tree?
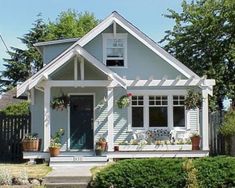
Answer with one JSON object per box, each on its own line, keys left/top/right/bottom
{"left": 1, "top": 15, "right": 47, "bottom": 92}
{"left": 0, "top": 10, "right": 99, "bottom": 92}
{"left": 161, "top": 0, "right": 235, "bottom": 110}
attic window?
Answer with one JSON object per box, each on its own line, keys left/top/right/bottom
{"left": 103, "top": 33, "right": 127, "bottom": 67}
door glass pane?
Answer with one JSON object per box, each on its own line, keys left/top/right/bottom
{"left": 132, "top": 107, "right": 144, "bottom": 127}
{"left": 173, "top": 106, "right": 185, "bottom": 127}
{"left": 149, "top": 107, "right": 168, "bottom": 127}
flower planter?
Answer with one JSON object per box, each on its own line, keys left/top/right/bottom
{"left": 118, "top": 144, "right": 192, "bottom": 151}
{"left": 191, "top": 136, "right": 201, "bottom": 150}
{"left": 49, "top": 147, "right": 60, "bottom": 157}
{"left": 95, "top": 149, "right": 103, "bottom": 156}
{"left": 22, "top": 139, "right": 39, "bottom": 152}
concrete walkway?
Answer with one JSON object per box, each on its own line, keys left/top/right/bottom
{"left": 44, "top": 166, "right": 93, "bottom": 188}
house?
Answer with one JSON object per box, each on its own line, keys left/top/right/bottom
{"left": 0, "top": 88, "right": 27, "bottom": 110}
{"left": 17, "top": 11, "right": 215, "bottom": 163}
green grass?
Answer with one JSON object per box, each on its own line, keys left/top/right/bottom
{"left": 0, "top": 163, "right": 52, "bottom": 179}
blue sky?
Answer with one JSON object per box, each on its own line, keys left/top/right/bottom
{"left": 0, "top": 0, "right": 185, "bottom": 70}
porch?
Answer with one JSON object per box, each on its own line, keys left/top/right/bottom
{"left": 23, "top": 150, "right": 209, "bottom": 168}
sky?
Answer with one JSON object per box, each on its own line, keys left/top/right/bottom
{"left": 0, "top": 0, "right": 185, "bottom": 71}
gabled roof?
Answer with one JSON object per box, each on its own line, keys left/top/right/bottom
{"left": 17, "top": 11, "right": 200, "bottom": 97}
{"left": 17, "top": 44, "right": 126, "bottom": 96}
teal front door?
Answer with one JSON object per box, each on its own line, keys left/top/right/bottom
{"left": 70, "top": 95, "right": 94, "bottom": 150}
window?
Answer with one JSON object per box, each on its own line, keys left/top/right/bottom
{"left": 173, "top": 96, "right": 185, "bottom": 127}
{"left": 131, "top": 96, "right": 144, "bottom": 128}
{"left": 103, "top": 34, "right": 127, "bottom": 67}
{"left": 149, "top": 96, "right": 168, "bottom": 127}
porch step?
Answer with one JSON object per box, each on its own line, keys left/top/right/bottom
{"left": 45, "top": 182, "right": 88, "bottom": 188}
{"left": 44, "top": 166, "right": 92, "bottom": 188}
{"left": 49, "top": 156, "right": 108, "bottom": 168}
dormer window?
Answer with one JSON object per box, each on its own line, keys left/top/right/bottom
{"left": 103, "top": 33, "right": 127, "bottom": 67}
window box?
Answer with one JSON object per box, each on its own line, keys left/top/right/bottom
{"left": 118, "top": 144, "right": 192, "bottom": 151}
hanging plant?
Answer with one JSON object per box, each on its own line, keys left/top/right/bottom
{"left": 116, "top": 93, "right": 132, "bottom": 109}
{"left": 184, "top": 89, "right": 202, "bottom": 110}
{"left": 50, "top": 94, "right": 70, "bottom": 111}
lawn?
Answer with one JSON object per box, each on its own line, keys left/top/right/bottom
{"left": 0, "top": 163, "right": 52, "bottom": 179}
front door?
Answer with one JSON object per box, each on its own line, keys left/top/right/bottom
{"left": 70, "top": 95, "right": 94, "bottom": 150}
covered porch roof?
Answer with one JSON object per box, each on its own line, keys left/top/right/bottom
{"left": 17, "top": 44, "right": 126, "bottom": 97}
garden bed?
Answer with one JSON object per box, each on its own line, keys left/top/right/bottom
{"left": 118, "top": 144, "right": 192, "bottom": 151}
{"left": 0, "top": 163, "right": 51, "bottom": 186}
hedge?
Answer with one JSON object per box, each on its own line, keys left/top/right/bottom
{"left": 91, "top": 157, "right": 235, "bottom": 188}
{"left": 92, "top": 158, "right": 187, "bottom": 188}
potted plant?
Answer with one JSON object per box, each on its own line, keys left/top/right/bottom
{"left": 49, "top": 128, "right": 64, "bottom": 157}
{"left": 95, "top": 145, "right": 104, "bottom": 156}
{"left": 97, "top": 137, "right": 107, "bottom": 151}
{"left": 50, "top": 94, "right": 70, "bottom": 111}
{"left": 190, "top": 132, "right": 201, "bottom": 150}
{"left": 184, "top": 89, "right": 202, "bottom": 110}
{"left": 22, "top": 133, "right": 40, "bottom": 152}
{"left": 116, "top": 93, "right": 132, "bottom": 109}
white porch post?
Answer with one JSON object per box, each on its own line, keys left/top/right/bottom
{"left": 43, "top": 84, "right": 51, "bottom": 151}
{"left": 107, "top": 87, "right": 114, "bottom": 152}
{"left": 202, "top": 89, "right": 209, "bottom": 151}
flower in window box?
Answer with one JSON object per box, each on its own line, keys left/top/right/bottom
{"left": 116, "top": 93, "right": 132, "bottom": 109}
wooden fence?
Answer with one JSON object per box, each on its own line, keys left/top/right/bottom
{"left": 0, "top": 114, "right": 31, "bottom": 162}
{"left": 209, "top": 111, "right": 225, "bottom": 155}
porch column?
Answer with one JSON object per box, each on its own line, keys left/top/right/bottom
{"left": 43, "top": 84, "right": 51, "bottom": 151}
{"left": 202, "top": 89, "right": 209, "bottom": 151}
{"left": 107, "top": 87, "right": 114, "bottom": 152}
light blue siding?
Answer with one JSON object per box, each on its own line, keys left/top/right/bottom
{"left": 43, "top": 42, "right": 75, "bottom": 64}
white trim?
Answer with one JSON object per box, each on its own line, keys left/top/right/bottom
{"left": 34, "top": 38, "right": 79, "bottom": 47}
{"left": 67, "top": 93, "right": 95, "bottom": 151}
{"left": 113, "top": 22, "right": 116, "bottom": 37}
{"left": 126, "top": 79, "right": 215, "bottom": 87}
{"left": 202, "top": 90, "right": 209, "bottom": 150}
{"left": 80, "top": 57, "right": 85, "bottom": 80}
{"left": 107, "top": 87, "right": 114, "bottom": 151}
{"left": 128, "top": 90, "right": 188, "bottom": 131}
{"left": 102, "top": 33, "right": 128, "bottom": 68}
{"left": 74, "top": 56, "right": 78, "bottom": 80}
{"left": 16, "top": 45, "right": 126, "bottom": 96}
{"left": 76, "top": 11, "right": 199, "bottom": 78}
{"left": 47, "top": 80, "right": 116, "bottom": 87}
{"left": 43, "top": 84, "right": 51, "bottom": 152}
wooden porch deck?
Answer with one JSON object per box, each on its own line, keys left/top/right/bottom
{"left": 23, "top": 150, "right": 209, "bottom": 165}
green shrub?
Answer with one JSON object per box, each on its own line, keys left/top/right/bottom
{"left": 193, "top": 157, "right": 235, "bottom": 188}
{"left": 219, "top": 110, "right": 235, "bottom": 137}
{"left": 92, "top": 158, "right": 187, "bottom": 188}
{"left": 0, "top": 101, "right": 30, "bottom": 115}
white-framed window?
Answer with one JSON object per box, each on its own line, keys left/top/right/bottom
{"left": 131, "top": 96, "right": 144, "bottom": 128}
{"left": 149, "top": 96, "right": 168, "bottom": 127}
{"left": 173, "top": 95, "right": 185, "bottom": 127}
{"left": 102, "top": 33, "right": 127, "bottom": 67}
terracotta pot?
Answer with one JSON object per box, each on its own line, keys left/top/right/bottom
{"left": 191, "top": 136, "right": 201, "bottom": 150}
{"left": 22, "top": 139, "right": 39, "bottom": 152}
{"left": 49, "top": 147, "right": 60, "bottom": 157}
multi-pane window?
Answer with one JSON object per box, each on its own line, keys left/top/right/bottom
{"left": 149, "top": 96, "right": 168, "bottom": 127}
{"left": 173, "top": 95, "right": 185, "bottom": 127}
{"left": 131, "top": 96, "right": 144, "bottom": 128}
{"left": 103, "top": 34, "right": 127, "bottom": 67}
